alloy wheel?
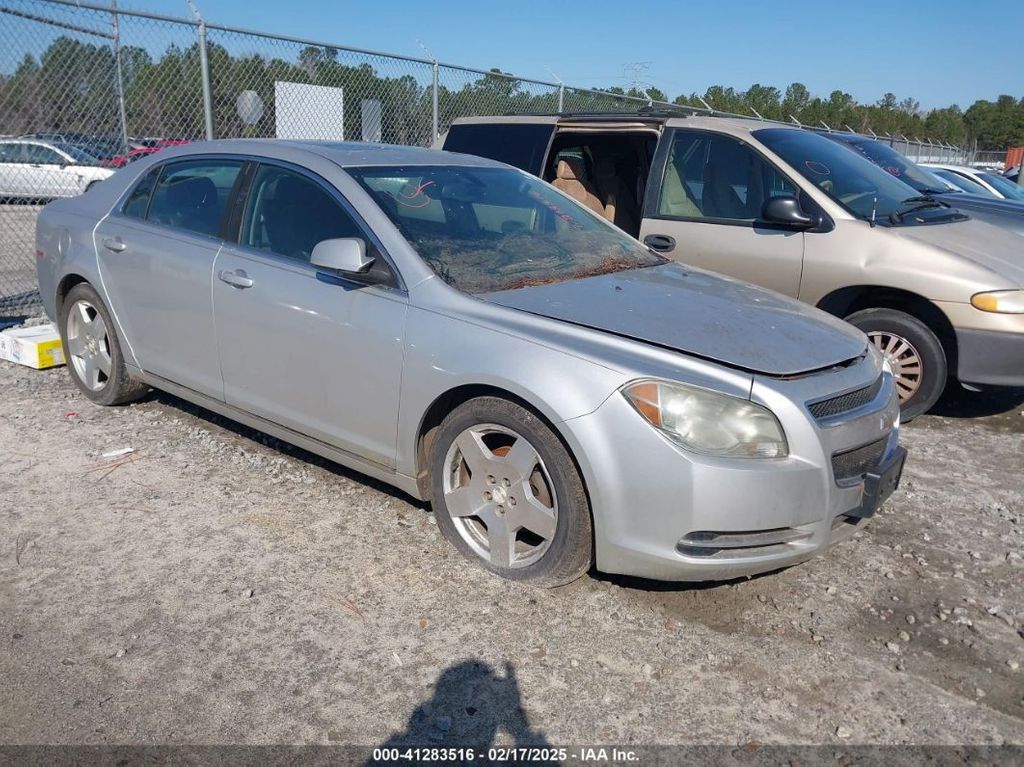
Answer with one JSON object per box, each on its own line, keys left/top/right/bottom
{"left": 868, "top": 330, "right": 922, "bottom": 403}
{"left": 442, "top": 424, "right": 558, "bottom": 569}
{"left": 66, "top": 299, "right": 112, "bottom": 392}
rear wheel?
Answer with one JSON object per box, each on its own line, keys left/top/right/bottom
{"left": 429, "top": 397, "right": 592, "bottom": 587}
{"left": 845, "top": 307, "right": 946, "bottom": 420}
{"left": 60, "top": 282, "right": 148, "bottom": 406}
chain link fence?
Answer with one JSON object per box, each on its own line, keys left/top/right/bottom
{"left": 0, "top": 0, "right": 981, "bottom": 317}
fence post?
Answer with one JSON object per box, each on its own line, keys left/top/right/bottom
{"left": 197, "top": 20, "right": 214, "bottom": 140}
{"left": 431, "top": 60, "right": 439, "bottom": 141}
{"left": 110, "top": 0, "right": 130, "bottom": 154}
{"left": 558, "top": 84, "right": 564, "bottom": 113}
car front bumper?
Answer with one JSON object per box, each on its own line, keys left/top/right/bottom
{"left": 956, "top": 327, "right": 1024, "bottom": 388}
{"left": 561, "top": 359, "right": 903, "bottom": 582}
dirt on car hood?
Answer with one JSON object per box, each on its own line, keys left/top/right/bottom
{"left": 482, "top": 263, "right": 868, "bottom": 376}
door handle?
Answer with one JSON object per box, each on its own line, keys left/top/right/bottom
{"left": 102, "top": 237, "right": 127, "bottom": 253}
{"left": 643, "top": 233, "right": 676, "bottom": 253}
{"left": 218, "top": 269, "right": 254, "bottom": 289}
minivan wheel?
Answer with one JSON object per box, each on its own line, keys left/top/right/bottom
{"left": 845, "top": 308, "right": 947, "bottom": 421}
{"left": 60, "top": 283, "right": 148, "bottom": 406}
{"left": 429, "top": 397, "right": 592, "bottom": 587}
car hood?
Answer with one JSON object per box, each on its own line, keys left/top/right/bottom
{"left": 940, "top": 193, "right": 1024, "bottom": 218}
{"left": 481, "top": 263, "right": 867, "bottom": 376}
{"left": 894, "top": 217, "right": 1024, "bottom": 285}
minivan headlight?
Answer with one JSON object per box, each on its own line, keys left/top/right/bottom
{"left": 971, "top": 290, "right": 1024, "bottom": 314}
{"left": 622, "top": 380, "right": 788, "bottom": 458}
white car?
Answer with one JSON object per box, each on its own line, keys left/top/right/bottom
{"left": 0, "top": 139, "right": 113, "bottom": 201}
{"left": 922, "top": 163, "right": 1024, "bottom": 204}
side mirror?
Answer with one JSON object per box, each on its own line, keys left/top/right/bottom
{"left": 761, "top": 196, "right": 817, "bottom": 228}
{"left": 310, "top": 237, "right": 374, "bottom": 274}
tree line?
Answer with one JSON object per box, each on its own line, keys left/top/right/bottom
{"left": 1, "top": 36, "right": 1021, "bottom": 151}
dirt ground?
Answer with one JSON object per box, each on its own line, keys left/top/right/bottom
{"left": 1, "top": 357, "right": 1022, "bottom": 748}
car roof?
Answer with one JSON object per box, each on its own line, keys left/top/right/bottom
{"left": 153, "top": 138, "right": 508, "bottom": 168}
{"left": 448, "top": 112, "right": 781, "bottom": 135}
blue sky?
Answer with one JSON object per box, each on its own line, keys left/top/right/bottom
{"left": 123, "top": 0, "right": 1023, "bottom": 109}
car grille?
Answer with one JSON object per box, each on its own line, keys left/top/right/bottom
{"left": 808, "top": 375, "right": 884, "bottom": 420}
{"left": 831, "top": 438, "right": 887, "bottom": 484}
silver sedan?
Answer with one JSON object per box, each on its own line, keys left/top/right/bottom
{"left": 35, "top": 140, "right": 905, "bottom": 586}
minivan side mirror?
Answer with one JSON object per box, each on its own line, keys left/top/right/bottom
{"left": 310, "top": 237, "right": 374, "bottom": 274}
{"left": 761, "top": 196, "right": 817, "bottom": 228}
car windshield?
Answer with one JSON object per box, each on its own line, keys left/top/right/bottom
{"left": 978, "top": 171, "right": 1024, "bottom": 202}
{"left": 347, "top": 165, "right": 664, "bottom": 294}
{"left": 754, "top": 128, "right": 955, "bottom": 223}
{"left": 831, "top": 137, "right": 955, "bottom": 194}
{"left": 54, "top": 142, "right": 100, "bottom": 165}
{"left": 931, "top": 169, "right": 995, "bottom": 197}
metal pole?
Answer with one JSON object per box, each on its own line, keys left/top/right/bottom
{"left": 197, "top": 19, "right": 214, "bottom": 140}
{"left": 431, "top": 60, "right": 439, "bottom": 140}
{"left": 111, "top": 0, "right": 129, "bottom": 153}
{"left": 558, "top": 84, "right": 564, "bottom": 113}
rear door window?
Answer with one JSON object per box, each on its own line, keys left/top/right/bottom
{"left": 123, "top": 167, "right": 161, "bottom": 219}
{"left": 146, "top": 159, "right": 243, "bottom": 237}
{"left": 442, "top": 123, "right": 554, "bottom": 175}
{"left": 24, "top": 144, "right": 64, "bottom": 165}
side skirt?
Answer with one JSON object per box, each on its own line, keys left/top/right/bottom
{"left": 139, "top": 372, "right": 426, "bottom": 501}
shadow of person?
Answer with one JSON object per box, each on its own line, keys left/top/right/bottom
{"left": 369, "top": 660, "right": 551, "bottom": 764}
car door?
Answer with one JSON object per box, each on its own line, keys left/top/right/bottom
{"left": 93, "top": 157, "right": 245, "bottom": 397}
{"left": 639, "top": 129, "right": 805, "bottom": 297}
{"left": 212, "top": 162, "right": 407, "bottom": 469}
{"left": 0, "top": 142, "right": 25, "bottom": 197}
{"left": 22, "top": 143, "right": 78, "bottom": 198}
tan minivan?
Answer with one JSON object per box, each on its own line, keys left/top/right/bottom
{"left": 440, "top": 114, "right": 1024, "bottom": 418}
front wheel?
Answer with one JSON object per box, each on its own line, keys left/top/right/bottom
{"left": 60, "top": 282, "right": 148, "bottom": 406}
{"left": 845, "top": 308, "right": 947, "bottom": 421}
{"left": 429, "top": 397, "right": 592, "bottom": 587}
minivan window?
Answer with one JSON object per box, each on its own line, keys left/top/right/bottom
{"left": 658, "top": 131, "right": 797, "bottom": 221}
{"left": 123, "top": 167, "right": 161, "bottom": 219}
{"left": 241, "top": 165, "right": 363, "bottom": 262}
{"left": 443, "top": 123, "right": 553, "bottom": 174}
{"left": 755, "top": 128, "right": 962, "bottom": 224}
{"left": 146, "top": 159, "right": 242, "bottom": 237}
{"left": 348, "top": 164, "right": 664, "bottom": 294}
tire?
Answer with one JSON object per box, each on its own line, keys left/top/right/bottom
{"left": 428, "top": 396, "right": 592, "bottom": 587}
{"left": 845, "top": 307, "right": 947, "bottom": 421}
{"left": 60, "top": 282, "right": 149, "bottom": 406}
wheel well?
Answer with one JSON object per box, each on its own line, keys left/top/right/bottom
{"left": 816, "top": 286, "right": 958, "bottom": 371}
{"left": 414, "top": 385, "right": 592, "bottom": 514}
{"left": 55, "top": 273, "right": 88, "bottom": 317}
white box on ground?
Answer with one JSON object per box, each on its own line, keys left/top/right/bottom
{"left": 0, "top": 323, "right": 66, "bottom": 369}
{"left": 275, "top": 81, "right": 344, "bottom": 140}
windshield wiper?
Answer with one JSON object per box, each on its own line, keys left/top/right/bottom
{"left": 889, "top": 195, "right": 950, "bottom": 223}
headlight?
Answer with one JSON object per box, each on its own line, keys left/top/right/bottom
{"left": 971, "top": 289, "right": 1024, "bottom": 314}
{"left": 622, "top": 380, "right": 788, "bottom": 458}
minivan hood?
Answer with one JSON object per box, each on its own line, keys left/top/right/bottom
{"left": 482, "top": 263, "right": 867, "bottom": 376}
{"left": 894, "top": 218, "right": 1024, "bottom": 286}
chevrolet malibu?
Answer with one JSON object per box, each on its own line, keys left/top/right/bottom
{"left": 35, "top": 140, "right": 905, "bottom": 586}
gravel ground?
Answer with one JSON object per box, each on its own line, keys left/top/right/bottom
{"left": 1, "top": 359, "right": 1022, "bottom": 747}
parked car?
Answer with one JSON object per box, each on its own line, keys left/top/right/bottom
{"left": 103, "top": 138, "right": 190, "bottom": 168}
{"left": 36, "top": 140, "right": 905, "bottom": 585}
{"left": 923, "top": 163, "right": 1024, "bottom": 203}
{"left": 440, "top": 114, "right": 1024, "bottom": 418}
{"left": 927, "top": 167, "right": 998, "bottom": 197}
{"left": 0, "top": 139, "right": 113, "bottom": 201}
{"left": 821, "top": 133, "right": 1024, "bottom": 234}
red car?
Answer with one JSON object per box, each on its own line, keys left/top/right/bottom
{"left": 102, "top": 139, "right": 189, "bottom": 168}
